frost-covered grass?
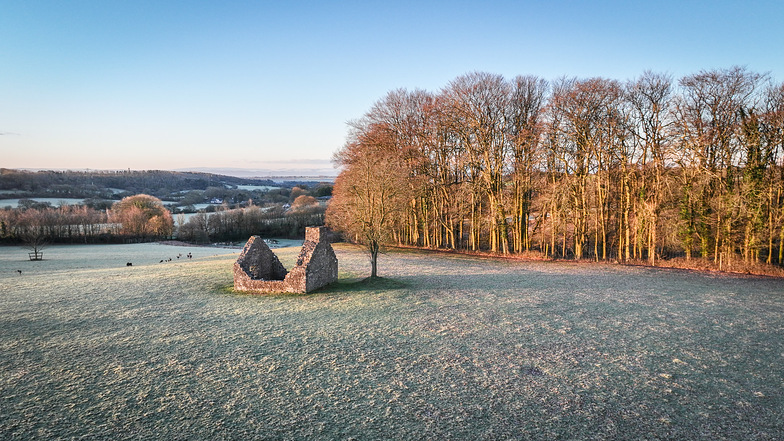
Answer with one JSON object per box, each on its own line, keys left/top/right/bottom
{"left": 236, "top": 185, "right": 280, "bottom": 191}
{"left": 1, "top": 243, "right": 783, "bottom": 440}
{"left": 0, "top": 198, "right": 88, "bottom": 208}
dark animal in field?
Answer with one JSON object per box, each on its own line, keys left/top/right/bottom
{"left": 126, "top": 262, "right": 133, "bottom": 266}
{"left": 160, "top": 259, "right": 164, "bottom": 263}
{"left": 16, "top": 269, "right": 22, "bottom": 275}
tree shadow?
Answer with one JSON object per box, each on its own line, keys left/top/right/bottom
{"left": 316, "top": 276, "right": 408, "bottom": 294}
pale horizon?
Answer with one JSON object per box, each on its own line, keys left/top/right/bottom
{"left": 3, "top": 159, "right": 339, "bottom": 179}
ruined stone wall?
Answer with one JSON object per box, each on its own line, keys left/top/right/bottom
{"left": 304, "top": 240, "right": 339, "bottom": 292}
{"left": 233, "top": 226, "right": 338, "bottom": 294}
{"left": 235, "top": 236, "right": 288, "bottom": 280}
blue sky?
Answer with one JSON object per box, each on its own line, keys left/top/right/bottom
{"left": 1, "top": 0, "right": 782, "bottom": 175}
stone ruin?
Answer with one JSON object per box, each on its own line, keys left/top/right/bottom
{"left": 233, "top": 226, "right": 338, "bottom": 294}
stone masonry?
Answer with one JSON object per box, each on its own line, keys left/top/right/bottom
{"left": 233, "top": 226, "right": 338, "bottom": 294}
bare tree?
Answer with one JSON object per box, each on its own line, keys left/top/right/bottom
{"left": 762, "top": 82, "right": 784, "bottom": 265}
{"left": 626, "top": 71, "right": 675, "bottom": 264}
{"left": 508, "top": 75, "right": 548, "bottom": 252}
{"left": 676, "top": 66, "right": 765, "bottom": 262}
{"left": 742, "top": 80, "right": 784, "bottom": 264}
{"left": 362, "top": 88, "right": 433, "bottom": 248}
{"left": 109, "top": 194, "right": 174, "bottom": 240}
{"left": 18, "top": 209, "right": 47, "bottom": 260}
{"left": 327, "top": 123, "right": 410, "bottom": 278}
{"left": 443, "top": 72, "right": 512, "bottom": 253}
{"left": 548, "top": 77, "right": 624, "bottom": 260}
{"left": 290, "top": 195, "right": 319, "bottom": 214}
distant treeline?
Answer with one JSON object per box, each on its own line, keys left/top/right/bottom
{"left": 331, "top": 67, "right": 784, "bottom": 268}
{"left": 177, "top": 205, "right": 325, "bottom": 243}
{"left": 0, "top": 205, "right": 115, "bottom": 244}
{"left": 0, "top": 169, "right": 277, "bottom": 200}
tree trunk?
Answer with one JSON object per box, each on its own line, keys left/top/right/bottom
{"left": 779, "top": 222, "right": 784, "bottom": 265}
{"left": 370, "top": 240, "right": 379, "bottom": 278}
{"left": 649, "top": 210, "right": 657, "bottom": 266}
{"left": 767, "top": 188, "right": 774, "bottom": 264}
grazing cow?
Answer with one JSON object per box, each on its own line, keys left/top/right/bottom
{"left": 17, "top": 269, "right": 22, "bottom": 275}
{"left": 126, "top": 262, "right": 133, "bottom": 266}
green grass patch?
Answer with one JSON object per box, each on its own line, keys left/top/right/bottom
{"left": 1, "top": 243, "right": 783, "bottom": 439}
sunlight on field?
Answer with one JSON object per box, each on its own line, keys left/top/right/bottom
{"left": 1, "top": 243, "right": 783, "bottom": 439}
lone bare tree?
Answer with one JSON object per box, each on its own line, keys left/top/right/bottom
{"left": 326, "top": 122, "right": 410, "bottom": 278}
{"left": 17, "top": 208, "right": 47, "bottom": 260}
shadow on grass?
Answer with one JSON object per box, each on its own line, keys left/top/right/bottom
{"left": 215, "top": 276, "right": 407, "bottom": 297}
{"left": 318, "top": 276, "right": 407, "bottom": 294}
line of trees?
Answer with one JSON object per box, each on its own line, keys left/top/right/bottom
{"left": 177, "top": 202, "right": 324, "bottom": 243}
{"left": 0, "top": 168, "right": 277, "bottom": 200}
{"left": 327, "top": 67, "right": 784, "bottom": 268}
{"left": 2, "top": 196, "right": 325, "bottom": 247}
{"left": 0, "top": 204, "right": 110, "bottom": 244}
{"left": 0, "top": 194, "right": 176, "bottom": 245}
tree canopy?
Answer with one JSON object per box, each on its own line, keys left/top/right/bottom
{"left": 326, "top": 67, "right": 784, "bottom": 271}
{"left": 110, "top": 194, "right": 174, "bottom": 239}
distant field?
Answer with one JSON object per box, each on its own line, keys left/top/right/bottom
{"left": 236, "top": 184, "right": 280, "bottom": 191}
{"left": 0, "top": 198, "right": 88, "bottom": 208}
{"left": 1, "top": 243, "right": 783, "bottom": 440}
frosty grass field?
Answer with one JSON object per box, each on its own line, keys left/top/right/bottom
{"left": 1, "top": 242, "right": 783, "bottom": 440}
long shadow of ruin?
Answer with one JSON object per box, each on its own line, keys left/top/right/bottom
{"left": 314, "top": 276, "right": 408, "bottom": 294}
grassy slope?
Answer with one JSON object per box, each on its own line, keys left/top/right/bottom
{"left": 1, "top": 243, "right": 783, "bottom": 440}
